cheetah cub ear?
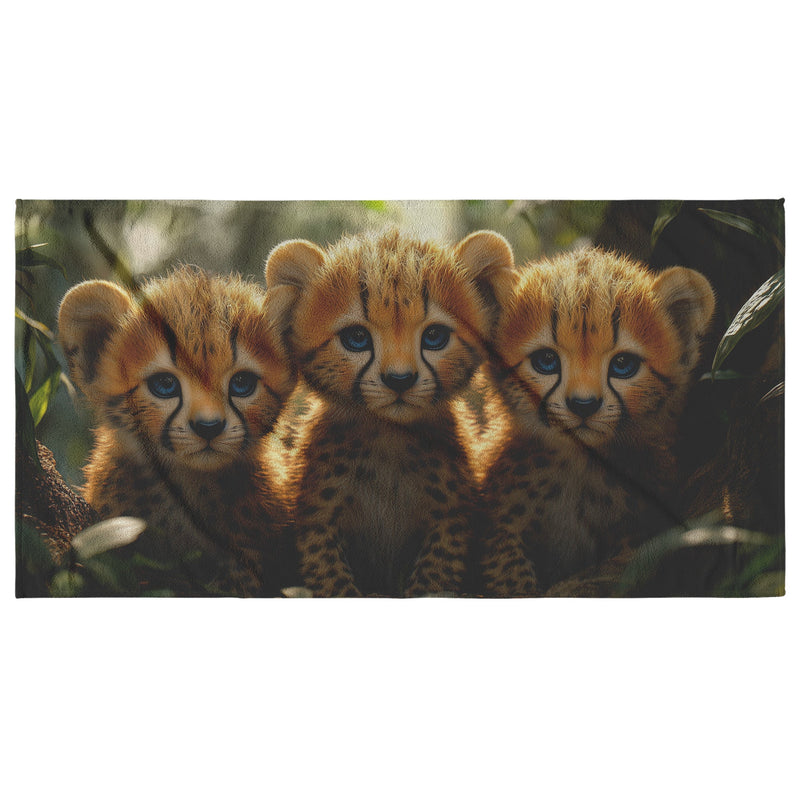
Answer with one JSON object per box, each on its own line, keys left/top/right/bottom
{"left": 58, "top": 280, "right": 133, "bottom": 395}
{"left": 264, "top": 239, "right": 326, "bottom": 338}
{"left": 455, "top": 230, "right": 516, "bottom": 321}
{"left": 652, "top": 266, "right": 716, "bottom": 369}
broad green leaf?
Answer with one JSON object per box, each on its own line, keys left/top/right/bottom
{"left": 712, "top": 270, "right": 784, "bottom": 374}
{"left": 72, "top": 517, "right": 147, "bottom": 561}
{"left": 651, "top": 200, "right": 683, "bottom": 249}
{"left": 698, "top": 207, "right": 784, "bottom": 256}
{"left": 32, "top": 326, "right": 60, "bottom": 368}
{"left": 360, "top": 200, "right": 387, "bottom": 212}
{"left": 28, "top": 367, "right": 61, "bottom": 427}
{"left": 15, "top": 369, "right": 40, "bottom": 467}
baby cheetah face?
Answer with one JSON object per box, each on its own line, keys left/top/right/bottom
{"left": 510, "top": 320, "right": 656, "bottom": 447}
{"left": 308, "top": 292, "right": 482, "bottom": 424}
{"left": 58, "top": 267, "right": 295, "bottom": 473}
{"left": 495, "top": 248, "right": 715, "bottom": 450}
{"left": 266, "top": 229, "right": 515, "bottom": 426}
{"left": 127, "top": 344, "right": 284, "bottom": 471}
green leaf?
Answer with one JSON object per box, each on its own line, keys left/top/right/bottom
{"left": 23, "top": 326, "right": 36, "bottom": 392}
{"left": 16, "top": 520, "right": 54, "bottom": 574}
{"left": 697, "top": 207, "right": 784, "bottom": 256}
{"left": 618, "top": 515, "right": 773, "bottom": 595}
{"left": 16, "top": 244, "right": 67, "bottom": 277}
{"left": 699, "top": 369, "right": 747, "bottom": 382}
{"left": 15, "top": 307, "right": 55, "bottom": 340}
{"left": 359, "top": 201, "right": 387, "bottom": 212}
{"left": 15, "top": 369, "right": 40, "bottom": 467}
{"left": 72, "top": 517, "right": 147, "bottom": 561}
{"left": 15, "top": 280, "right": 33, "bottom": 300}
{"left": 760, "top": 381, "right": 784, "bottom": 404}
{"left": 710, "top": 532, "right": 784, "bottom": 596}
{"left": 747, "top": 571, "right": 785, "bottom": 597}
{"left": 712, "top": 270, "right": 785, "bottom": 375}
{"left": 82, "top": 552, "right": 141, "bottom": 595}
{"left": 50, "top": 569, "right": 86, "bottom": 597}
{"left": 651, "top": 200, "right": 683, "bottom": 248}
{"left": 28, "top": 367, "right": 62, "bottom": 427}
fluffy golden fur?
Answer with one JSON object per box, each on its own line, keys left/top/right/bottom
{"left": 266, "top": 228, "right": 514, "bottom": 596}
{"left": 480, "top": 248, "right": 715, "bottom": 595}
{"left": 58, "top": 266, "right": 296, "bottom": 595}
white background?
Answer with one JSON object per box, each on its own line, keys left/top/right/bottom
{"left": 3, "top": 2, "right": 797, "bottom": 798}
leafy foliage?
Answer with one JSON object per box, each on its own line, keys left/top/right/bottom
{"left": 712, "top": 269, "right": 784, "bottom": 375}
{"left": 698, "top": 207, "right": 784, "bottom": 256}
{"left": 15, "top": 241, "right": 67, "bottom": 429}
{"left": 651, "top": 200, "right": 683, "bottom": 248}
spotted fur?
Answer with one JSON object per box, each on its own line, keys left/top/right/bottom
{"left": 481, "top": 248, "right": 715, "bottom": 595}
{"left": 266, "top": 229, "right": 515, "bottom": 596}
{"left": 58, "top": 266, "right": 296, "bottom": 595}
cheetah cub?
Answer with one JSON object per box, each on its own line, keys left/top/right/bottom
{"left": 58, "top": 266, "right": 296, "bottom": 595}
{"left": 266, "top": 229, "right": 515, "bottom": 597}
{"left": 481, "top": 248, "right": 715, "bottom": 595}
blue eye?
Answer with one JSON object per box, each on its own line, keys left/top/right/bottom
{"left": 340, "top": 325, "right": 373, "bottom": 352}
{"left": 421, "top": 324, "right": 450, "bottom": 351}
{"left": 229, "top": 371, "right": 258, "bottom": 398}
{"left": 609, "top": 353, "right": 641, "bottom": 379}
{"left": 147, "top": 372, "right": 181, "bottom": 399}
{"left": 530, "top": 348, "right": 560, "bottom": 375}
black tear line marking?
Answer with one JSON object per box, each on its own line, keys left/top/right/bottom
{"left": 539, "top": 371, "right": 561, "bottom": 427}
{"left": 160, "top": 393, "right": 183, "bottom": 452}
{"left": 352, "top": 350, "right": 374, "bottom": 404}
{"left": 420, "top": 350, "right": 442, "bottom": 403}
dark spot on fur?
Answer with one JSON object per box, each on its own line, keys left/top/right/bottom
{"left": 425, "top": 486, "right": 447, "bottom": 504}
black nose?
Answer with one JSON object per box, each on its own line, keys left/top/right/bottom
{"left": 381, "top": 371, "right": 418, "bottom": 394}
{"left": 190, "top": 418, "right": 226, "bottom": 441}
{"left": 566, "top": 396, "right": 602, "bottom": 419}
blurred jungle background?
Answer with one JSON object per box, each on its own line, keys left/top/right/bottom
{"left": 15, "top": 199, "right": 785, "bottom": 597}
